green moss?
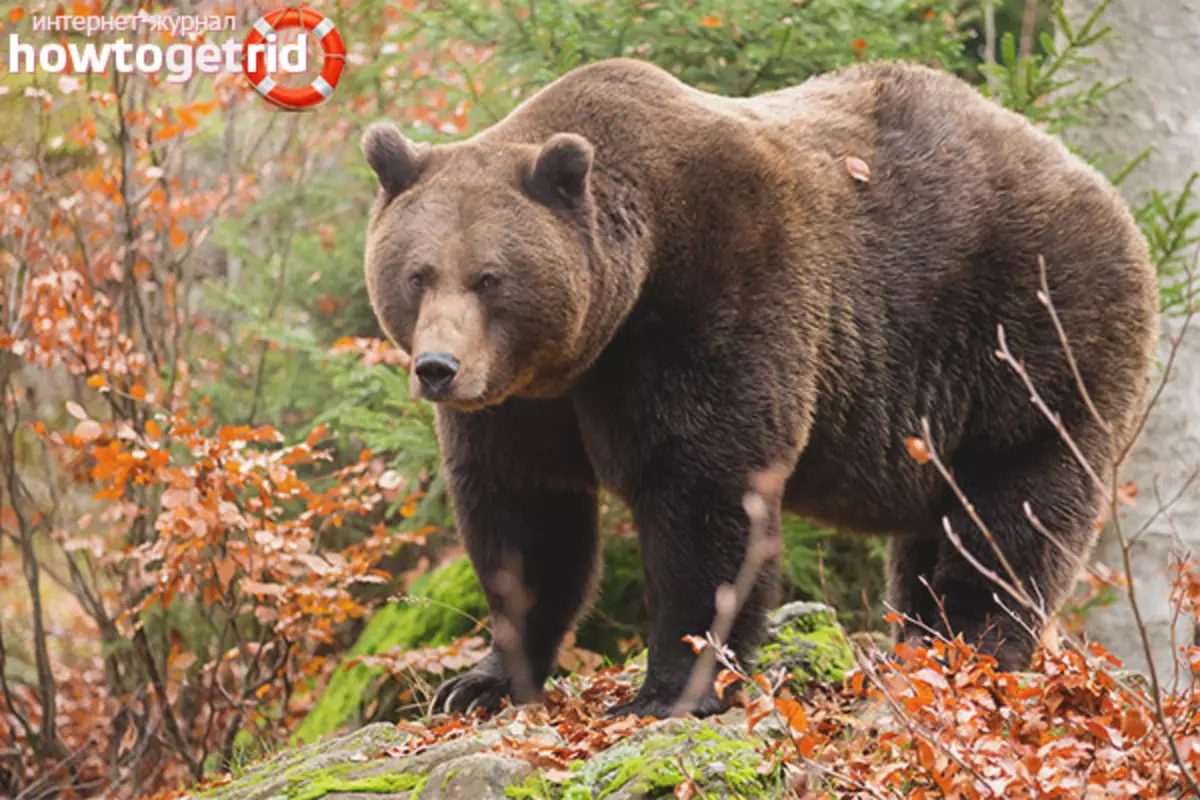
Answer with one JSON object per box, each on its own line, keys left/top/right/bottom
{"left": 291, "top": 771, "right": 426, "bottom": 800}
{"left": 194, "top": 725, "right": 421, "bottom": 799}
{"left": 505, "top": 775, "right": 557, "bottom": 799}
{"left": 506, "top": 723, "right": 780, "bottom": 799}
{"left": 439, "top": 767, "right": 460, "bottom": 793}
{"left": 757, "top": 605, "right": 855, "bottom": 690}
{"left": 293, "top": 558, "right": 487, "bottom": 744}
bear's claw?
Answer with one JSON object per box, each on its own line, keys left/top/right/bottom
{"left": 430, "top": 665, "right": 511, "bottom": 716}
{"left": 605, "top": 684, "right": 728, "bottom": 720}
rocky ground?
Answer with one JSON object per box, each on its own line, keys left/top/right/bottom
{"left": 189, "top": 602, "right": 856, "bottom": 800}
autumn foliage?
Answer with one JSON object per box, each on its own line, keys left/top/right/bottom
{"left": 0, "top": 0, "right": 461, "bottom": 794}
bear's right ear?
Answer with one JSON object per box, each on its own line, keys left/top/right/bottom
{"left": 362, "top": 122, "right": 430, "bottom": 198}
{"left": 527, "top": 133, "right": 594, "bottom": 209}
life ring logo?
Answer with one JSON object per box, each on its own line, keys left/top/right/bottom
{"left": 243, "top": 7, "right": 345, "bottom": 111}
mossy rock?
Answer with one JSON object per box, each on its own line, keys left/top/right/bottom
{"left": 194, "top": 719, "right": 780, "bottom": 800}
{"left": 195, "top": 723, "right": 417, "bottom": 800}
{"left": 755, "top": 601, "right": 855, "bottom": 690}
{"left": 294, "top": 558, "right": 488, "bottom": 744}
{"left": 506, "top": 719, "right": 784, "bottom": 799}
{"left": 193, "top": 600, "right": 854, "bottom": 800}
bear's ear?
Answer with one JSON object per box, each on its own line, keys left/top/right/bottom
{"left": 528, "top": 133, "right": 594, "bottom": 208}
{"left": 362, "top": 122, "right": 430, "bottom": 198}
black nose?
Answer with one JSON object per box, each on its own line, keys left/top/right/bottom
{"left": 414, "top": 352, "right": 460, "bottom": 396}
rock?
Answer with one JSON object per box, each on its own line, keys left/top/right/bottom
{"left": 194, "top": 712, "right": 785, "bottom": 799}
{"left": 192, "top": 723, "right": 417, "bottom": 800}
{"left": 198, "top": 601, "right": 848, "bottom": 799}
{"left": 419, "top": 754, "right": 531, "bottom": 799}
{"left": 756, "top": 601, "right": 855, "bottom": 690}
{"left": 190, "top": 724, "right": 541, "bottom": 800}
{"left": 507, "top": 719, "right": 784, "bottom": 799}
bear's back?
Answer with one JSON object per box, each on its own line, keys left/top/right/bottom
{"left": 498, "top": 59, "right": 1156, "bottom": 532}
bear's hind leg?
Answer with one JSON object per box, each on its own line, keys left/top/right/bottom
{"left": 887, "top": 535, "right": 942, "bottom": 640}
{"left": 911, "top": 438, "right": 1102, "bottom": 670}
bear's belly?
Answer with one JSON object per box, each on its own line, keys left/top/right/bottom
{"left": 783, "top": 436, "right": 948, "bottom": 536}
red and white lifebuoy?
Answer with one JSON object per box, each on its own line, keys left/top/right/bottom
{"left": 243, "top": 8, "right": 346, "bottom": 111}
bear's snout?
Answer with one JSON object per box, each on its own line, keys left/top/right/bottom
{"left": 413, "top": 351, "right": 460, "bottom": 399}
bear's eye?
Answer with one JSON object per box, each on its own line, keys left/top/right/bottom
{"left": 476, "top": 273, "right": 500, "bottom": 292}
{"left": 407, "top": 272, "right": 427, "bottom": 291}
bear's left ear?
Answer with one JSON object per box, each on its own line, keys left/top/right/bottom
{"left": 362, "top": 121, "right": 430, "bottom": 198}
{"left": 528, "top": 133, "right": 594, "bottom": 208}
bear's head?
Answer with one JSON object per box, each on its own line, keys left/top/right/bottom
{"left": 361, "top": 122, "right": 600, "bottom": 410}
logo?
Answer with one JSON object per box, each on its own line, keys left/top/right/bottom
{"left": 243, "top": 8, "right": 345, "bottom": 111}
{"left": 7, "top": 7, "right": 346, "bottom": 110}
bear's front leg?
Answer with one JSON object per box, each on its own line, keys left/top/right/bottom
{"left": 428, "top": 398, "right": 600, "bottom": 716}
{"left": 606, "top": 463, "right": 785, "bottom": 720}
{"left": 572, "top": 323, "right": 808, "bottom": 720}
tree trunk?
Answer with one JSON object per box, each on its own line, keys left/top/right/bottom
{"left": 1062, "top": 0, "right": 1200, "bottom": 678}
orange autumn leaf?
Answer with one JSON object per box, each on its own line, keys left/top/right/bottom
{"left": 775, "top": 697, "right": 808, "bottom": 733}
{"left": 87, "top": 374, "right": 107, "bottom": 388}
{"left": 714, "top": 668, "right": 740, "bottom": 700}
{"left": 177, "top": 104, "right": 203, "bottom": 130}
{"left": 699, "top": 15, "right": 722, "bottom": 28}
{"left": 156, "top": 123, "right": 185, "bottom": 141}
{"left": 9, "top": 7, "right": 24, "bottom": 22}
{"left": 905, "top": 436, "right": 931, "bottom": 464}
{"left": 306, "top": 423, "right": 329, "bottom": 447}
{"left": 130, "top": 383, "right": 148, "bottom": 400}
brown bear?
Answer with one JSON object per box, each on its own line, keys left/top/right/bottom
{"left": 360, "top": 58, "right": 1158, "bottom": 719}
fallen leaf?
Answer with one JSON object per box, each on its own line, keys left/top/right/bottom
{"left": 775, "top": 697, "right": 808, "bottom": 733}
{"left": 905, "top": 436, "right": 931, "bottom": 464}
{"left": 846, "top": 156, "right": 872, "bottom": 183}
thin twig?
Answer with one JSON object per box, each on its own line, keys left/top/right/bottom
{"left": 1035, "top": 255, "right": 1111, "bottom": 434}
{"left": 671, "top": 465, "right": 787, "bottom": 717}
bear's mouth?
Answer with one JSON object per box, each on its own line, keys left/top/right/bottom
{"left": 427, "top": 393, "right": 487, "bottom": 412}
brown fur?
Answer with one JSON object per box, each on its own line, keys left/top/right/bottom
{"left": 361, "top": 58, "right": 1158, "bottom": 718}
